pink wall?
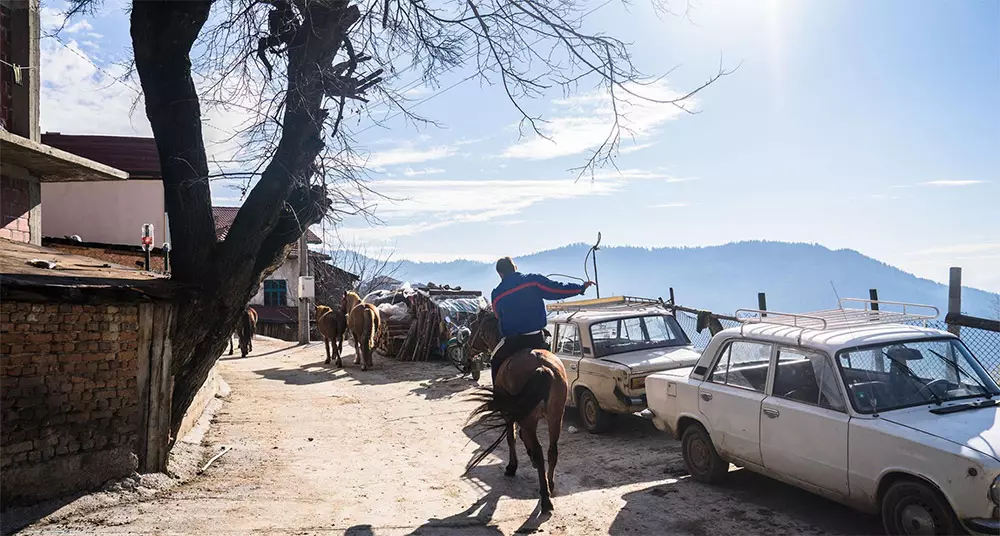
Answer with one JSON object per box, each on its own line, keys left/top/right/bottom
{"left": 41, "top": 179, "right": 166, "bottom": 246}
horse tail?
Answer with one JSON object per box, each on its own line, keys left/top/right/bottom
{"left": 464, "top": 365, "right": 554, "bottom": 474}
{"left": 365, "top": 305, "right": 379, "bottom": 349}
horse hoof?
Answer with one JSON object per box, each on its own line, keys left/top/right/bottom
{"left": 504, "top": 466, "right": 517, "bottom": 477}
{"left": 324, "top": 358, "right": 331, "bottom": 364}
{"left": 541, "top": 497, "right": 554, "bottom": 513}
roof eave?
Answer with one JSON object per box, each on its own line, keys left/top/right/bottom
{"left": 0, "top": 131, "right": 129, "bottom": 182}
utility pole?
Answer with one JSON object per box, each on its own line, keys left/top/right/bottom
{"left": 298, "top": 233, "right": 310, "bottom": 344}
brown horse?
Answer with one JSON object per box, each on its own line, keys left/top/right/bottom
{"left": 228, "top": 306, "right": 258, "bottom": 358}
{"left": 465, "top": 313, "right": 569, "bottom": 513}
{"left": 342, "top": 290, "right": 380, "bottom": 371}
{"left": 316, "top": 305, "right": 348, "bottom": 367}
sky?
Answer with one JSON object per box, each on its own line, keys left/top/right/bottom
{"left": 36, "top": 0, "right": 1000, "bottom": 291}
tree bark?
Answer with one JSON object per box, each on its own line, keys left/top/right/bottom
{"left": 130, "top": 0, "right": 349, "bottom": 441}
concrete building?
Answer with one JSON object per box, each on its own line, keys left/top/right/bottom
{"left": 0, "top": 0, "right": 127, "bottom": 245}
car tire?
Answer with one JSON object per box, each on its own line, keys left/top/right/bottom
{"left": 681, "top": 423, "right": 729, "bottom": 484}
{"left": 881, "top": 479, "right": 959, "bottom": 536}
{"left": 578, "top": 389, "right": 611, "bottom": 434}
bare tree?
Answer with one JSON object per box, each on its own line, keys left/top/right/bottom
{"left": 59, "top": 0, "right": 729, "bottom": 439}
{"left": 328, "top": 240, "right": 403, "bottom": 296}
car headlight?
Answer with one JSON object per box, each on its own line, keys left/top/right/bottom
{"left": 991, "top": 475, "right": 1000, "bottom": 505}
{"left": 629, "top": 376, "right": 646, "bottom": 390}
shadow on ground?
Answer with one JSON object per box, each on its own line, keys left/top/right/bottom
{"left": 1, "top": 493, "right": 83, "bottom": 535}
{"left": 608, "top": 468, "right": 883, "bottom": 536}
{"left": 407, "top": 463, "right": 555, "bottom": 535}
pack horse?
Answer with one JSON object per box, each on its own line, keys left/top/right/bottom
{"left": 228, "top": 306, "right": 258, "bottom": 358}
{"left": 341, "top": 291, "right": 381, "bottom": 371}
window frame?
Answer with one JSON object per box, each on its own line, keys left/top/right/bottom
{"left": 834, "top": 336, "right": 998, "bottom": 415}
{"left": 770, "top": 346, "right": 849, "bottom": 413}
{"left": 706, "top": 338, "right": 775, "bottom": 394}
{"left": 587, "top": 314, "right": 691, "bottom": 357}
{"left": 263, "top": 279, "right": 288, "bottom": 307}
{"left": 554, "top": 322, "right": 582, "bottom": 357}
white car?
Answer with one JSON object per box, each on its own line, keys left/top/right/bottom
{"left": 645, "top": 300, "right": 1000, "bottom": 536}
{"left": 547, "top": 297, "right": 701, "bottom": 433}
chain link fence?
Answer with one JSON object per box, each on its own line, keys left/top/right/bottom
{"left": 674, "top": 310, "right": 740, "bottom": 350}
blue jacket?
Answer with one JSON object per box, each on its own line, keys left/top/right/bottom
{"left": 491, "top": 272, "right": 585, "bottom": 338}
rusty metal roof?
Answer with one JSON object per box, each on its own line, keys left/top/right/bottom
{"left": 41, "top": 133, "right": 160, "bottom": 179}
{"left": 213, "top": 206, "right": 322, "bottom": 244}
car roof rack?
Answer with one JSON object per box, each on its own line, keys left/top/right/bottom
{"left": 547, "top": 295, "right": 663, "bottom": 313}
{"left": 736, "top": 298, "right": 940, "bottom": 333}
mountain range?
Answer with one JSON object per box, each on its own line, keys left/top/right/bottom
{"left": 386, "top": 241, "right": 999, "bottom": 319}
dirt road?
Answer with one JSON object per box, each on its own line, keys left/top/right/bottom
{"left": 17, "top": 338, "right": 883, "bottom": 535}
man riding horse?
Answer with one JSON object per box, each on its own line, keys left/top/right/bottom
{"left": 489, "top": 257, "right": 594, "bottom": 385}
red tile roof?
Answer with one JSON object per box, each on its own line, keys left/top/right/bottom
{"left": 212, "top": 206, "right": 322, "bottom": 244}
{"left": 41, "top": 133, "right": 161, "bottom": 179}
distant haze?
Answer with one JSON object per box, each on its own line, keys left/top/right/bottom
{"left": 382, "top": 241, "right": 998, "bottom": 319}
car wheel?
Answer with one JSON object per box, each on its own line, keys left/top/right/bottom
{"left": 578, "top": 389, "right": 611, "bottom": 434}
{"left": 881, "top": 479, "right": 959, "bottom": 536}
{"left": 681, "top": 423, "right": 728, "bottom": 484}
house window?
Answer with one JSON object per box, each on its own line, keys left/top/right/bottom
{"left": 263, "top": 280, "right": 287, "bottom": 306}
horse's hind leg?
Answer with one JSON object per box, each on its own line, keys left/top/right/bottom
{"left": 546, "top": 402, "right": 564, "bottom": 495}
{"left": 335, "top": 332, "right": 344, "bottom": 368}
{"left": 504, "top": 421, "right": 518, "bottom": 477}
{"left": 324, "top": 336, "right": 332, "bottom": 364}
{"left": 521, "top": 421, "right": 552, "bottom": 512}
{"left": 228, "top": 335, "right": 234, "bottom": 356}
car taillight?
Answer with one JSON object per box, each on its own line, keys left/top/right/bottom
{"left": 630, "top": 376, "right": 646, "bottom": 390}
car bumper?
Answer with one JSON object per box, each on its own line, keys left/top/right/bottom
{"left": 964, "top": 516, "right": 1000, "bottom": 536}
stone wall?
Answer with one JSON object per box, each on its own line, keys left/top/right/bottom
{"left": 0, "top": 301, "right": 141, "bottom": 505}
{"left": 0, "top": 174, "right": 31, "bottom": 243}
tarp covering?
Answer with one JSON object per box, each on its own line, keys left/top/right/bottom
{"left": 434, "top": 297, "right": 488, "bottom": 319}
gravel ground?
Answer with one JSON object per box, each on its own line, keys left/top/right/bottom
{"left": 12, "top": 338, "right": 884, "bottom": 535}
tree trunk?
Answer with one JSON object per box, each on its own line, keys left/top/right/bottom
{"left": 130, "top": 0, "right": 352, "bottom": 441}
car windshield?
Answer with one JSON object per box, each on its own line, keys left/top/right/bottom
{"left": 589, "top": 315, "right": 689, "bottom": 357}
{"left": 837, "top": 337, "right": 1000, "bottom": 414}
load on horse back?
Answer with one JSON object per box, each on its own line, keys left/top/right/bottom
{"left": 228, "top": 305, "right": 258, "bottom": 358}
{"left": 316, "top": 304, "right": 348, "bottom": 367}
{"left": 342, "top": 290, "right": 380, "bottom": 371}
{"left": 465, "top": 313, "right": 569, "bottom": 513}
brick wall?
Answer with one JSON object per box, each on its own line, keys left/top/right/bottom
{"left": 1, "top": 174, "right": 31, "bottom": 243}
{"left": 0, "top": 301, "right": 141, "bottom": 505}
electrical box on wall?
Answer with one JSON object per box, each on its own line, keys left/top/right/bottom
{"left": 298, "top": 276, "right": 315, "bottom": 300}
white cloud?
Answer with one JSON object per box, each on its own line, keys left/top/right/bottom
{"left": 340, "top": 178, "right": 619, "bottom": 242}
{"left": 64, "top": 19, "right": 93, "bottom": 34}
{"left": 650, "top": 202, "right": 695, "bottom": 209}
{"left": 894, "top": 180, "right": 989, "bottom": 188}
{"left": 401, "top": 167, "right": 445, "bottom": 177}
{"left": 358, "top": 144, "right": 457, "bottom": 171}
{"left": 502, "top": 82, "right": 694, "bottom": 160}
{"left": 918, "top": 180, "right": 988, "bottom": 187}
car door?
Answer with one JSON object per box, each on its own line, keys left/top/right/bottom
{"left": 760, "top": 347, "right": 850, "bottom": 495}
{"left": 698, "top": 340, "right": 772, "bottom": 466}
{"left": 553, "top": 323, "right": 582, "bottom": 392}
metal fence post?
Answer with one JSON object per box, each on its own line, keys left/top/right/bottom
{"left": 869, "top": 289, "right": 879, "bottom": 311}
{"left": 948, "top": 267, "right": 962, "bottom": 336}
{"left": 758, "top": 292, "right": 767, "bottom": 317}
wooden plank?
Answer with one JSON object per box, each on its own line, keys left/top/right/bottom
{"left": 136, "top": 303, "right": 155, "bottom": 473}
{"left": 145, "top": 302, "right": 174, "bottom": 472}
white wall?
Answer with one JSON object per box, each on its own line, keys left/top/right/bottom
{"left": 250, "top": 254, "right": 301, "bottom": 307}
{"left": 41, "top": 180, "right": 165, "bottom": 246}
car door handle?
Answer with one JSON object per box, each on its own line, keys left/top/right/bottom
{"left": 762, "top": 408, "right": 780, "bottom": 419}
{"left": 700, "top": 392, "right": 713, "bottom": 402}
